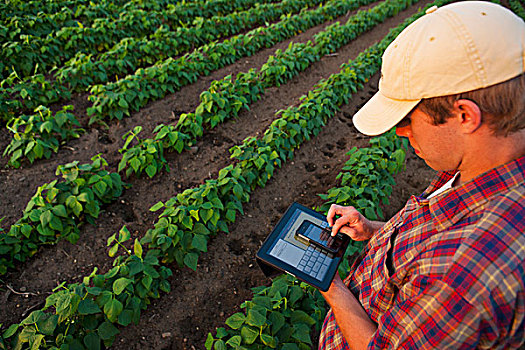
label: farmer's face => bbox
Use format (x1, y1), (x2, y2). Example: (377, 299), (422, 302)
(395, 107), (462, 172)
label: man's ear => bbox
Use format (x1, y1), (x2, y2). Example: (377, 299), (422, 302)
(453, 99), (482, 134)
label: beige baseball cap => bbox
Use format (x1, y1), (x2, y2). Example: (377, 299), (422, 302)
(353, 1), (525, 136)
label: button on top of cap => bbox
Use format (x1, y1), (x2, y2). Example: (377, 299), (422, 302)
(425, 5), (438, 14)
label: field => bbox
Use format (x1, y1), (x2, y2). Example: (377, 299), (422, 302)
(0, 0), (519, 349)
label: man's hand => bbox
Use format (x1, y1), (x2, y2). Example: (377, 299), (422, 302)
(326, 204), (383, 241)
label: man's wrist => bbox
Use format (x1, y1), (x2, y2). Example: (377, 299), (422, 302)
(365, 219), (385, 239)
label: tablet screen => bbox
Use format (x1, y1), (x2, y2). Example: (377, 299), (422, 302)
(266, 205), (335, 281)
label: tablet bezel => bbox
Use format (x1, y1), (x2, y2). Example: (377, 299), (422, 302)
(256, 202), (349, 291)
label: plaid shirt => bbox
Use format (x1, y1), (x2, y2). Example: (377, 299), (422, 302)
(319, 156), (525, 349)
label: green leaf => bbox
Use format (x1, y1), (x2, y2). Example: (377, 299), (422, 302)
(84, 332), (101, 350)
(225, 312), (245, 330)
(49, 215), (63, 231)
(118, 226), (131, 242)
(200, 208), (213, 223)
(104, 298), (123, 322)
(269, 311), (285, 334)
(292, 323), (312, 344)
(205, 333), (215, 350)
(118, 98), (129, 108)
(261, 333), (277, 348)
(38, 315), (58, 335)
(184, 252), (198, 271)
(113, 278), (133, 295)
(181, 215), (193, 229)
(289, 286), (303, 306)
(291, 310), (315, 326)
(40, 210), (53, 227)
(98, 321), (120, 340)
(71, 200), (83, 217)
(31, 334), (45, 349)
(52, 204), (67, 218)
(145, 164), (157, 178)
(94, 181), (108, 196)
(3, 323), (19, 338)
(240, 325), (258, 344)
(133, 239), (143, 259)
(191, 234), (207, 252)
(150, 201), (164, 211)
(21, 224), (32, 238)
(246, 309), (266, 327)
(189, 209), (200, 221)
(77, 192), (90, 202)
(193, 222), (211, 235)
(117, 310), (133, 326)
(225, 209), (236, 222)
(233, 184), (244, 199)
(225, 335), (242, 347)
(108, 244), (119, 258)
(78, 299), (102, 315)
(214, 340), (226, 350)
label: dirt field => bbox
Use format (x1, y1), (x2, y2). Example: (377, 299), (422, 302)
(1, 0), (464, 348)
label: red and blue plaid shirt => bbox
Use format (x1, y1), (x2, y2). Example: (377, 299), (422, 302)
(319, 156), (525, 349)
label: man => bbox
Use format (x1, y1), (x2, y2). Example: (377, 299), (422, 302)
(318, 1), (525, 349)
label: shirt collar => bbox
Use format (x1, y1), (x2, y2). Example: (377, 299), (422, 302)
(417, 156), (525, 231)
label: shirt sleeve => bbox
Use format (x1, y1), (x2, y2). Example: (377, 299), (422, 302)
(367, 275), (501, 350)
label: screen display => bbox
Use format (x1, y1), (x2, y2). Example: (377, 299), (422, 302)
(297, 220), (341, 253)
(266, 209), (334, 281)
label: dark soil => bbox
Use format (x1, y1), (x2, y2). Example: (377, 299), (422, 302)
(0, 1), (441, 349)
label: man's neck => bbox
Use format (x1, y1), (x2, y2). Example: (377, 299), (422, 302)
(456, 129), (525, 186)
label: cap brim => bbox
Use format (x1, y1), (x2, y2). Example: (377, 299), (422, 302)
(353, 91), (420, 136)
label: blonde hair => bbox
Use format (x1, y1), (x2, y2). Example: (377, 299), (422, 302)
(418, 73), (525, 137)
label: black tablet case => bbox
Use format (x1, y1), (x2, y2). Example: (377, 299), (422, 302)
(256, 202), (349, 291)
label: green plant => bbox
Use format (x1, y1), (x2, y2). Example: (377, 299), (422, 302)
(118, 125), (189, 178)
(3, 105), (83, 167)
(0, 155), (126, 275)
(1, 236), (172, 349)
(206, 275), (326, 349)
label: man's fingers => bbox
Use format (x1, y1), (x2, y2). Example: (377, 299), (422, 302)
(339, 225), (357, 239)
(331, 217), (348, 236)
(327, 204), (341, 226)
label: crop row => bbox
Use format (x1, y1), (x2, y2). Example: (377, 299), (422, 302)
(85, 0), (377, 125)
(0, 0), (180, 21)
(0, 0), (432, 347)
(206, 2), (465, 347)
(0, 0), (276, 45)
(0, 0), (311, 119)
(0, 0), (282, 80)
(0, 0), (137, 43)
(0, 155), (126, 275)
(117, 0), (415, 179)
(1, 0), (370, 169)
(3, 106), (84, 168)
